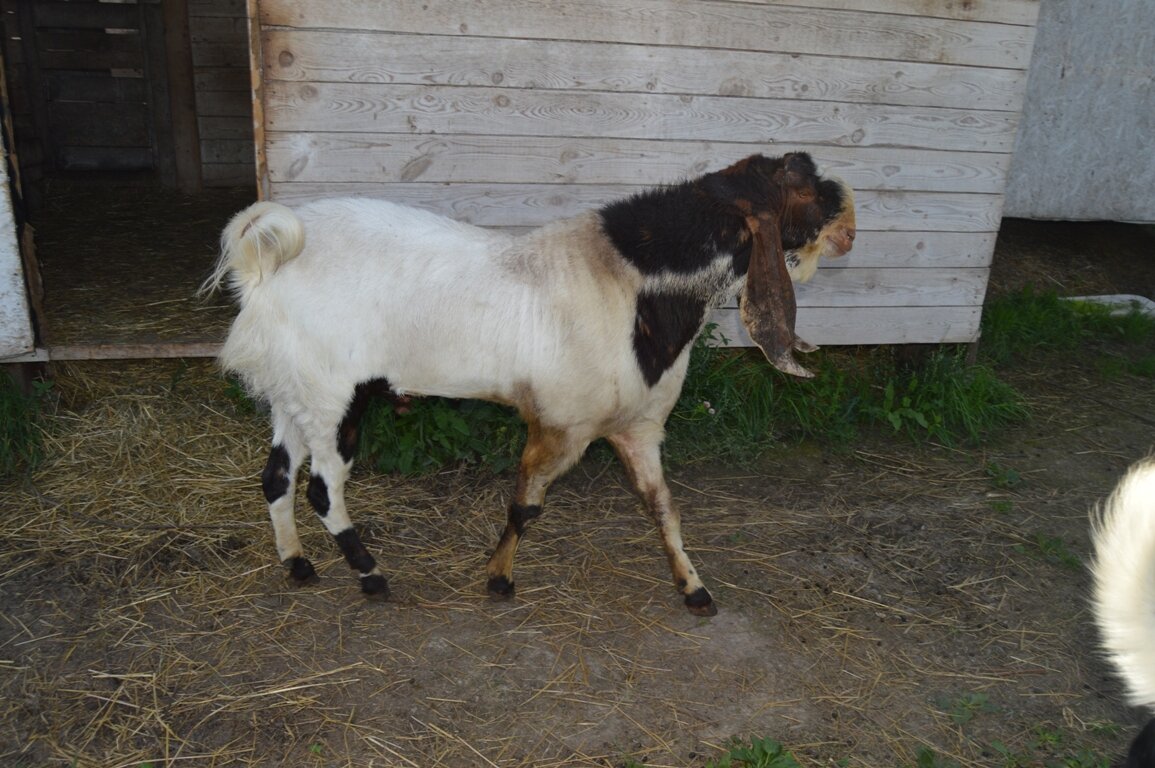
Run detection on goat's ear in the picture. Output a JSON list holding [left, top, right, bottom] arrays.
[[740, 215, 814, 378], [774, 152, 818, 192]]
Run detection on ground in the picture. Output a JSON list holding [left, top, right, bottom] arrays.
[[2, 187, 1154, 767]]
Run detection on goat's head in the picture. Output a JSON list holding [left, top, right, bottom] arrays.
[[708, 153, 856, 378]]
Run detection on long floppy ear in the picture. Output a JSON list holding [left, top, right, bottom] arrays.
[[739, 213, 814, 378]]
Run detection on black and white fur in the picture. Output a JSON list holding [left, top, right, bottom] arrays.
[[204, 153, 855, 614]]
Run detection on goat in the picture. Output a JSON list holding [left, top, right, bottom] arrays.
[[1090, 457, 1155, 767], [205, 152, 856, 615]]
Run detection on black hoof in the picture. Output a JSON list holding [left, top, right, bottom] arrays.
[[287, 557, 319, 586], [684, 587, 717, 616], [486, 575, 516, 600], [360, 573, 390, 601]]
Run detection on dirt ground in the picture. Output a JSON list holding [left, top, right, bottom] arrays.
[[2, 188, 1155, 767]]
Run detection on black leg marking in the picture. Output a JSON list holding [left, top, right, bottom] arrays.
[[487, 574, 515, 599], [684, 586, 717, 616], [306, 474, 330, 516], [1126, 717, 1155, 768], [286, 556, 318, 585], [334, 528, 388, 599], [261, 445, 291, 503], [334, 528, 377, 573], [509, 503, 542, 536]]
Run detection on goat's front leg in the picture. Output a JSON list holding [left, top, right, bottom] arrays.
[[305, 425, 390, 600], [486, 423, 588, 600], [609, 424, 717, 616]]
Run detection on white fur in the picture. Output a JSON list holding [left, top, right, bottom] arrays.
[[1090, 456, 1155, 710], [206, 198, 695, 439]]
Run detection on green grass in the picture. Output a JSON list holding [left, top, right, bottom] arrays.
[[0, 373, 50, 477], [979, 287, 1155, 366]]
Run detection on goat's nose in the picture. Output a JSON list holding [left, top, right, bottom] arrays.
[[846, 226, 856, 242]]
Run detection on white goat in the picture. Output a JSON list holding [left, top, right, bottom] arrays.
[[205, 152, 855, 614], [1090, 457, 1155, 766]]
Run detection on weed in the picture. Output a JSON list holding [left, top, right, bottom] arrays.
[[980, 287, 1155, 366], [707, 736, 801, 768], [912, 747, 961, 768], [1016, 533, 1083, 571], [985, 461, 1022, 489], [0, 374, 51, 477], [936, 692, 999, 725]]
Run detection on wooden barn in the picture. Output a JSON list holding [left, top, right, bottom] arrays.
[[5, 0, 1140, 365]]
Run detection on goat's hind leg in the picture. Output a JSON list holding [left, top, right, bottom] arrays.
[[609, 425, 717, 616], [263, 409, 317, 585], [302, 388, 391, 599]]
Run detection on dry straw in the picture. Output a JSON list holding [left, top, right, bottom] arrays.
[[1, 357, 1130, 766]]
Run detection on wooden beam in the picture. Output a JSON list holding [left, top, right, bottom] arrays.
[[163, 0, 203, 193]]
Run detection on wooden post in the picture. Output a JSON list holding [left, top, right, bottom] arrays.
[[162, 0, 203, 193]]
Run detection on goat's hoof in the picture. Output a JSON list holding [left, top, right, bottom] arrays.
[[684, 587, 717, 616], [486, 575, 516, 600], [360, 574, 390, 601], [287, 557, 319, 586]]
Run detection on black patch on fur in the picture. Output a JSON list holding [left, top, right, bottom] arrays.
[[599, 153, 845, 387], [599, 154, 836, 275], [509, 503, 543, 536], [339, 378, 396, 462], [599, 179, 746, 277], [684, 586, 717, 616], [1124, 717, 1155, 768], [632, 291, 708, 386], [286, 556, 318, 584], [487, 574, 515, 598], [306, 474, 330, 516], [261, 444, 291, 503], [359, 573, 390, 599], [334, 528, 377, 574]]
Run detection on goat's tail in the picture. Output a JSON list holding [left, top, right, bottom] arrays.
[[1090, 456, 1155, 712], [200, 201, 305, 301]]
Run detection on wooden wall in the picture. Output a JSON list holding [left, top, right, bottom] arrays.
[[190, 0, 255, 187], [252, 0, 1041, 347], [1004, 0, 1154, 223]]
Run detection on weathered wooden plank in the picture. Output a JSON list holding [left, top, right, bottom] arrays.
[[194, 68, 250, 93], [267, 181, 1004, 232], [56, 146, 153, 171], [263, 29, 1029, 112], [36, 29, 142, 71], [0, 157, 32, 357], [32, 1, 139, 30], [202, 163, 257, 187], [201, 138, 255, 164], [843, 231, 996, 270], [704, 272, 990, 322], [709, 305, 983, 345], [717, 267, 991, 310], [189, 15, 248, 43], [264, 133, 1010, 194], [259, 0, 1036, 69], [49, 102, 150, 146], [199, 115, 254, 140], [189, 0, 246, 18], [47, 71, 146, 103], [195, 90, 253, 117], [739, 0, 1039, 26], [191, 41, 251, 68], [263, 83, 1022, 153]]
